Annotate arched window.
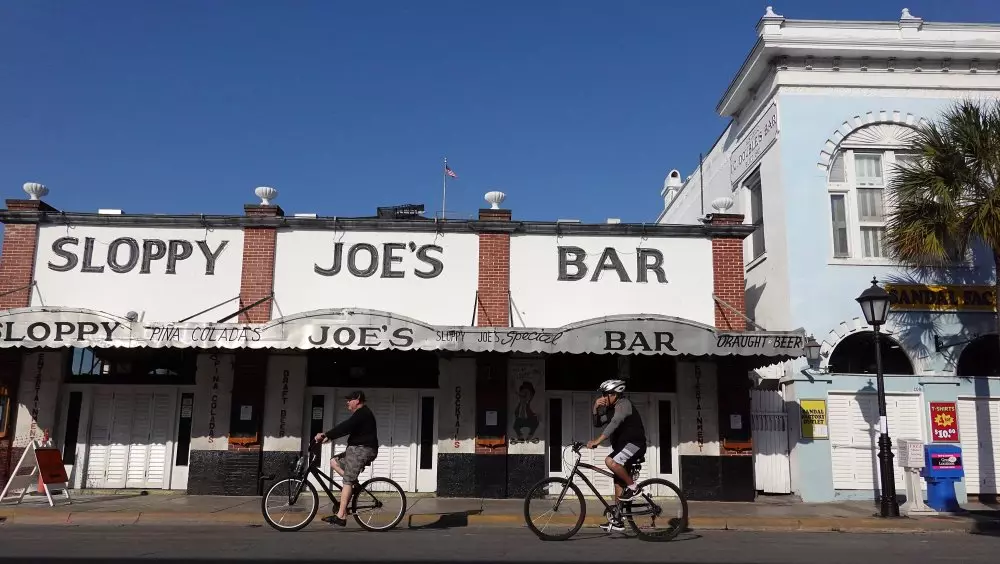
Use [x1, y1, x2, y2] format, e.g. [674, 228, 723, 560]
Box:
[828, 331, 914, 375]
[956, 335, 1000, 377]
[827, 123, 920, 260]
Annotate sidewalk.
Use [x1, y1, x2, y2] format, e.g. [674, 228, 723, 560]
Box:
[1, 491, 999, 534]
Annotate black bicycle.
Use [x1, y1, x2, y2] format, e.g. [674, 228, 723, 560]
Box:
[261, 440, 407, 532]
[523, 441, 688, 541]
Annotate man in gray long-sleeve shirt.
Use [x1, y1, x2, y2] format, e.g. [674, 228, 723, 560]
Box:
[587, 379, 647, 509]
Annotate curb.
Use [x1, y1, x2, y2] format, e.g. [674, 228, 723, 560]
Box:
[1, 508, 997, 534]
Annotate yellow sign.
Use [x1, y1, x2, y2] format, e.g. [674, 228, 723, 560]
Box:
[885, 284, 995, 312]
[800, 399, 828, 440]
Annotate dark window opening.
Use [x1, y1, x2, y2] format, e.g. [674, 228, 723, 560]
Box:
[309, 395, 326, 438]
[419, 397, 435, 470]
[828, 332, 914, 375]
[549, 398, 563, 472]
[0, 386, 10, 439]
[62, 392, 83, 465]
[658, 400, 672, 474]
[67, 347, 196, 385]
[544, 354, 676, 392]
[175, 392, 194, 466]
[307, 349, 439, 388]
[956, 335, 1000, 377]
[747, 171, 765, 260]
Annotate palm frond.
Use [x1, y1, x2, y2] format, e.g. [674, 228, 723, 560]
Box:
[885, 98, 1000, 264]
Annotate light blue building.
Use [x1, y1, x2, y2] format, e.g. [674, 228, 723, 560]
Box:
[659, 7, 1000, 504]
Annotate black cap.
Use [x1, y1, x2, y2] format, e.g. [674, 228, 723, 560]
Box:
[344, 390, 366, 402]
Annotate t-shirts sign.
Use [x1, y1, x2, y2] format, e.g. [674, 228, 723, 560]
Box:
[929, 402, 960, 443]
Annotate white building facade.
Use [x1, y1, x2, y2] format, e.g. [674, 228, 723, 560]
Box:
[0, 187, 804, 501]
[659, 8, 1000, 503]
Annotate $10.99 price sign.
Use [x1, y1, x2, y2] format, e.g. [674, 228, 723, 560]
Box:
[929, 402, 960, 443]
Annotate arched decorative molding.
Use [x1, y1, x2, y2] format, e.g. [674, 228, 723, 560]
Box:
[814, 315, 925, 374]
[816, 110, 931, 172]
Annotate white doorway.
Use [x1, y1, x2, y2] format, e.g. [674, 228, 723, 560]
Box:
[82, 387, 178, 490]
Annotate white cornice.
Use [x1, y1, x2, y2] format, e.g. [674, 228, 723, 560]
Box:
[717, 11, 1000, 117]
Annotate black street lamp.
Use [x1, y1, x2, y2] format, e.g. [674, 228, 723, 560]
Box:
[804, 335, 822, 365]
[855, 276, 900, 518]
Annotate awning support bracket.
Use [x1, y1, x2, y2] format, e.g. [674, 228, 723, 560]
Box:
[712, 294, 768, 332]
[0, 281, 35, 300]
[176, 295, 241, 323]
[217, 293, 274, 324]
[470, 290, 479, 326]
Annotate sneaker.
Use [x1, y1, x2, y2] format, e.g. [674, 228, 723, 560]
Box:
[321, 515, 347, 527]
[618, 485, 642, 502]
[600, 520, 626, 533]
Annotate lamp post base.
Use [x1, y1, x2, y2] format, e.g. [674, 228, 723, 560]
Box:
[876, 433, 901, 518]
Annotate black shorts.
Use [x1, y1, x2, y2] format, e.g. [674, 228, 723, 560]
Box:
[610, 442, 646, 467]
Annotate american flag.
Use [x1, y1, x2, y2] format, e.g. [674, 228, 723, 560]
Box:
[445, 164, 457, 178]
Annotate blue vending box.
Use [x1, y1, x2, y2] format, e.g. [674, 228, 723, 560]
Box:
[920, 444, 964, 512]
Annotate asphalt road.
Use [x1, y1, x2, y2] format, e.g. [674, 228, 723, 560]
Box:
[0, 524, 995, 563]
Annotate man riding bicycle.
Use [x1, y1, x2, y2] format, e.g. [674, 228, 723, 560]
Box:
[313, 390, 379, 527]
[588, 379, 647, 532]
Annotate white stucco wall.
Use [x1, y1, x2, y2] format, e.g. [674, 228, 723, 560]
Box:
[31, 225, 244, 323]
[509, 233, 714, 327]
[271, 229, 479, 326]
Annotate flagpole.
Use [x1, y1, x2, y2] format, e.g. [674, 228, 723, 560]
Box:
[441, 157, 448, 220]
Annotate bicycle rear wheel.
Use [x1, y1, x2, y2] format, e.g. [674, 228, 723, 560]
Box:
[623, 477, 688, 542]
[523, 477, 586, 541]
[352, 477, 407, 531]
[261, 478, 319, 532]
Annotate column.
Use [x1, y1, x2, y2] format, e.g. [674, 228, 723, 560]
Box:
[0, 196, 56, 489]
[261, 354, 307, 484]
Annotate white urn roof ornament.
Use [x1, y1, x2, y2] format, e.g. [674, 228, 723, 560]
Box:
[23, 182, 49, 201]
[254, 186, 278, 205]
[484, 190, 506, 210]
[711, 197, 735, 213]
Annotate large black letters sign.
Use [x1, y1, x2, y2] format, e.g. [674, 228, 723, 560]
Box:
[48, 237, 229, 275]
[557, 246, 667, 283]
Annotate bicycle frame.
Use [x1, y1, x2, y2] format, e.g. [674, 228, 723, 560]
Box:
[286, 444, 383, 515]
[551, 445, 658, 520]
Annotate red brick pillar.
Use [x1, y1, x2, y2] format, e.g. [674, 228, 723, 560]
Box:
[0, 199, 55, 310]
[0, 198, 54, 490]
[239, 204, 282, 323]
[706, 212, 754, 501]
[707, 213, 747, 331]
[224, 203, 282, 494]
[476, 208, 512, 327]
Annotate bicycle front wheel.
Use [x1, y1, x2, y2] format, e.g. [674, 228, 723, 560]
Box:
[623, 477, 688, 542]
[523, 477, 586, 541]
[261, 478, 319, 532]
[352, 477, 407, 531]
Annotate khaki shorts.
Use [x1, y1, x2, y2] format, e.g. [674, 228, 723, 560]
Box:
[333, 446, 378, 484]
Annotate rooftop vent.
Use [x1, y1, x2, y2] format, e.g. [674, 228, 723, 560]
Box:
[377, 204, 426, 220]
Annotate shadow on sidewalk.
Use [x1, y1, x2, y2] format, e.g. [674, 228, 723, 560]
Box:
[965, 507, 1000, 537]
[406, 509, 485, 530]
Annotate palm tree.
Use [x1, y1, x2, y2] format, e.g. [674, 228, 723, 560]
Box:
[884, 98, 1000, 349]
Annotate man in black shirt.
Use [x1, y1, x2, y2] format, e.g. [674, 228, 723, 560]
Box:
[314, 390, 379, 527]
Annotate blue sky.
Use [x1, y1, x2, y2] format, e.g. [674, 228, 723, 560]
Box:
[1, 1, 997, 240]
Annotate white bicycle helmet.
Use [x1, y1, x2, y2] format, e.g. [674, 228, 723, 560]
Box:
[599, 379, 626, 395]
